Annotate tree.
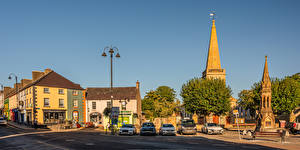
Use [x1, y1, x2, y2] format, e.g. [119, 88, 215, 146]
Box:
[181, 78, 232, 116]
[238, 73, 300, 116]
[142, 86, 179, 120]
[103, 107, 111, 118]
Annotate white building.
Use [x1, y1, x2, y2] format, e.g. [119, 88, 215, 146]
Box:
[85, 81, 142, 129]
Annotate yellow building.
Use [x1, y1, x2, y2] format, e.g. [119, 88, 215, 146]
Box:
[11, 69, 84, 125]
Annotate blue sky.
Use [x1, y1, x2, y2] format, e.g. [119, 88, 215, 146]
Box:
[0, 0, 299, 99]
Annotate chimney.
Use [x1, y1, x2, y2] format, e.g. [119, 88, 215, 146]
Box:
[21, 79, 32, 87]
[32, 71, 45, 81]
[14, 83, 21, 90]
[136, 80, 140, 89]
[44, 68, 52, 74]
[4, 87, 11, 97]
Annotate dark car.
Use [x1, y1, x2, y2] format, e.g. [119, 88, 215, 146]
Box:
[178, 119, 197, 135]
[140, 122, 156, 136]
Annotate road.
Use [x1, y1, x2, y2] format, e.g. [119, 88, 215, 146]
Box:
[0, 125, 281, 150]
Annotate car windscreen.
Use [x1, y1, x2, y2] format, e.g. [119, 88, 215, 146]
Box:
[182, 120, 195, 126]
[162, 124, 174, 127]
[142, 123, 154, 127]
[122, 124, 133, 128]
[207, 123, 218, 127]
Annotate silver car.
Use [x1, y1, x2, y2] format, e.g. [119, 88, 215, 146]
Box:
[0, 117, 7, 125]
[201, 123, 224, 135]
[159, 124, 176, 136]
[119, 124, 136, 135]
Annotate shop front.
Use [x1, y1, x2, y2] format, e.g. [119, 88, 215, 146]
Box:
[89, 112, 102, 126]
[43, 109, 66, 125]
[118, 111, 133, 127]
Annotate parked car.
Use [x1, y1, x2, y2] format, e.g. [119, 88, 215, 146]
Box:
[159, 124, 176, 136]
[140, 122, 156, 136]
[177, 119, 197, 135]
[0, 117, 7, 125]
[201, 123, 224, 135]
[119, 124, 137, 135]
[286, 122, 300, 135]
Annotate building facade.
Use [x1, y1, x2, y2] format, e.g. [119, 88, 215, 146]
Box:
[67, 89, 85, 125]
[85, 81, 142, 129]
[4, 69, 84, 126]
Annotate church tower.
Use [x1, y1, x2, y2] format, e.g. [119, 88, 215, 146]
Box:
[202, 14, 226, 81]
[258, 56, 276, 131]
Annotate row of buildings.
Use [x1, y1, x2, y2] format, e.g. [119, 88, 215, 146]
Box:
[0, 69, 142, 128]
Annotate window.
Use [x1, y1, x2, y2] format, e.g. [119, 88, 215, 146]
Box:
[92, 102, 96, 110]
[30, 88, 31, 94]
[107, 101, 111, 108]
[30, 98, 32, 107]
[72, 90, 78, 95]
[44, 98, 50, 107]
[26, 99, 28, 107]
[44, 88, 50, 93]
[59, 99, 64, 108]
[121, 101, 126, 110]
[73, 99, 78, 107]
[58, 89, 64, 95]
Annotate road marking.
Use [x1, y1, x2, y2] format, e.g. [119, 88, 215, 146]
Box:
[85, 143, 95, 146]
[66, 139, 75, 142]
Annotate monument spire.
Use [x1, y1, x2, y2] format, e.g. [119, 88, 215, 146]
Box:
[262, 56, 270, 83]
[202, 12, 226, 81]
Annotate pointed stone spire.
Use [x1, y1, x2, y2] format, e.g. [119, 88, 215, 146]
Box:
[262, 56, 270, 83]
[202, 14, 226, 81]
[206, 19, 221, 70]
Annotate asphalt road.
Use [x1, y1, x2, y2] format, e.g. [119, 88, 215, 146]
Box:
[0, 126, 281, 150]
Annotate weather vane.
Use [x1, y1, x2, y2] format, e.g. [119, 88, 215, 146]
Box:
[209, 11, 216, 20]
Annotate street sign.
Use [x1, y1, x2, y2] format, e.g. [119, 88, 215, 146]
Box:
[111, 107, 120, 125]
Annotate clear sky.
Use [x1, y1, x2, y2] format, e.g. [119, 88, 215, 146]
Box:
[0, 0, 299, 99]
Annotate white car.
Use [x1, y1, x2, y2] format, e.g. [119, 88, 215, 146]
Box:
[159, 124, 176, 136]
[0, 117, 7, 125]
[201, 123, 224, 135]
[119, 124, 136, 135]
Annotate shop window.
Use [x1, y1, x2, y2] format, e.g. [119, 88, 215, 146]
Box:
[44, 88, 50, 94]
[44, 98, 50, 107]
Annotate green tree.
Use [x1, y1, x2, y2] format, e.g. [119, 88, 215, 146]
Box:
[238, 73, 300, 115]
[142, 86, 179, 120]
[181, 78, 232, 116]
[103, 107, 111, 118]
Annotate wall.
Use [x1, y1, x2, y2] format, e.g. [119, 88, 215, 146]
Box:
[35, 86, 67, 124]
[67, 89, 84, 125]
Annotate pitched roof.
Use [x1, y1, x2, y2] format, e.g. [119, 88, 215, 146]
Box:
[34, 71, 84, 90]
[5, 70, 83, 99]
[86, 87, 137, 100]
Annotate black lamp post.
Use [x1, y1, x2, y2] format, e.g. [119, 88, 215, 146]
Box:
[0, 83, 3, 116]
[8, 73, 19, 123]
[101, 46, 120, 135]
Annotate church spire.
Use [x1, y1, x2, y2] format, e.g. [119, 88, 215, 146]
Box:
[202, 12, 226, 81]
[205, 18, 222, 70]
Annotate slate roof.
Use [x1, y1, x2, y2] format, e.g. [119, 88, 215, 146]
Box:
[5, 70, 83, 99]
[86, 87, 137, 100]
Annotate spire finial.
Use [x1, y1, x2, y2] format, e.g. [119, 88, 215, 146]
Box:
[210, 11, 216, 21]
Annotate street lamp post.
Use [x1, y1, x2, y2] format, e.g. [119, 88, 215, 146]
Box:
[101, 46, 120, 135]
[0, 83, 3, 116]
[8, 73, 19, 123]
